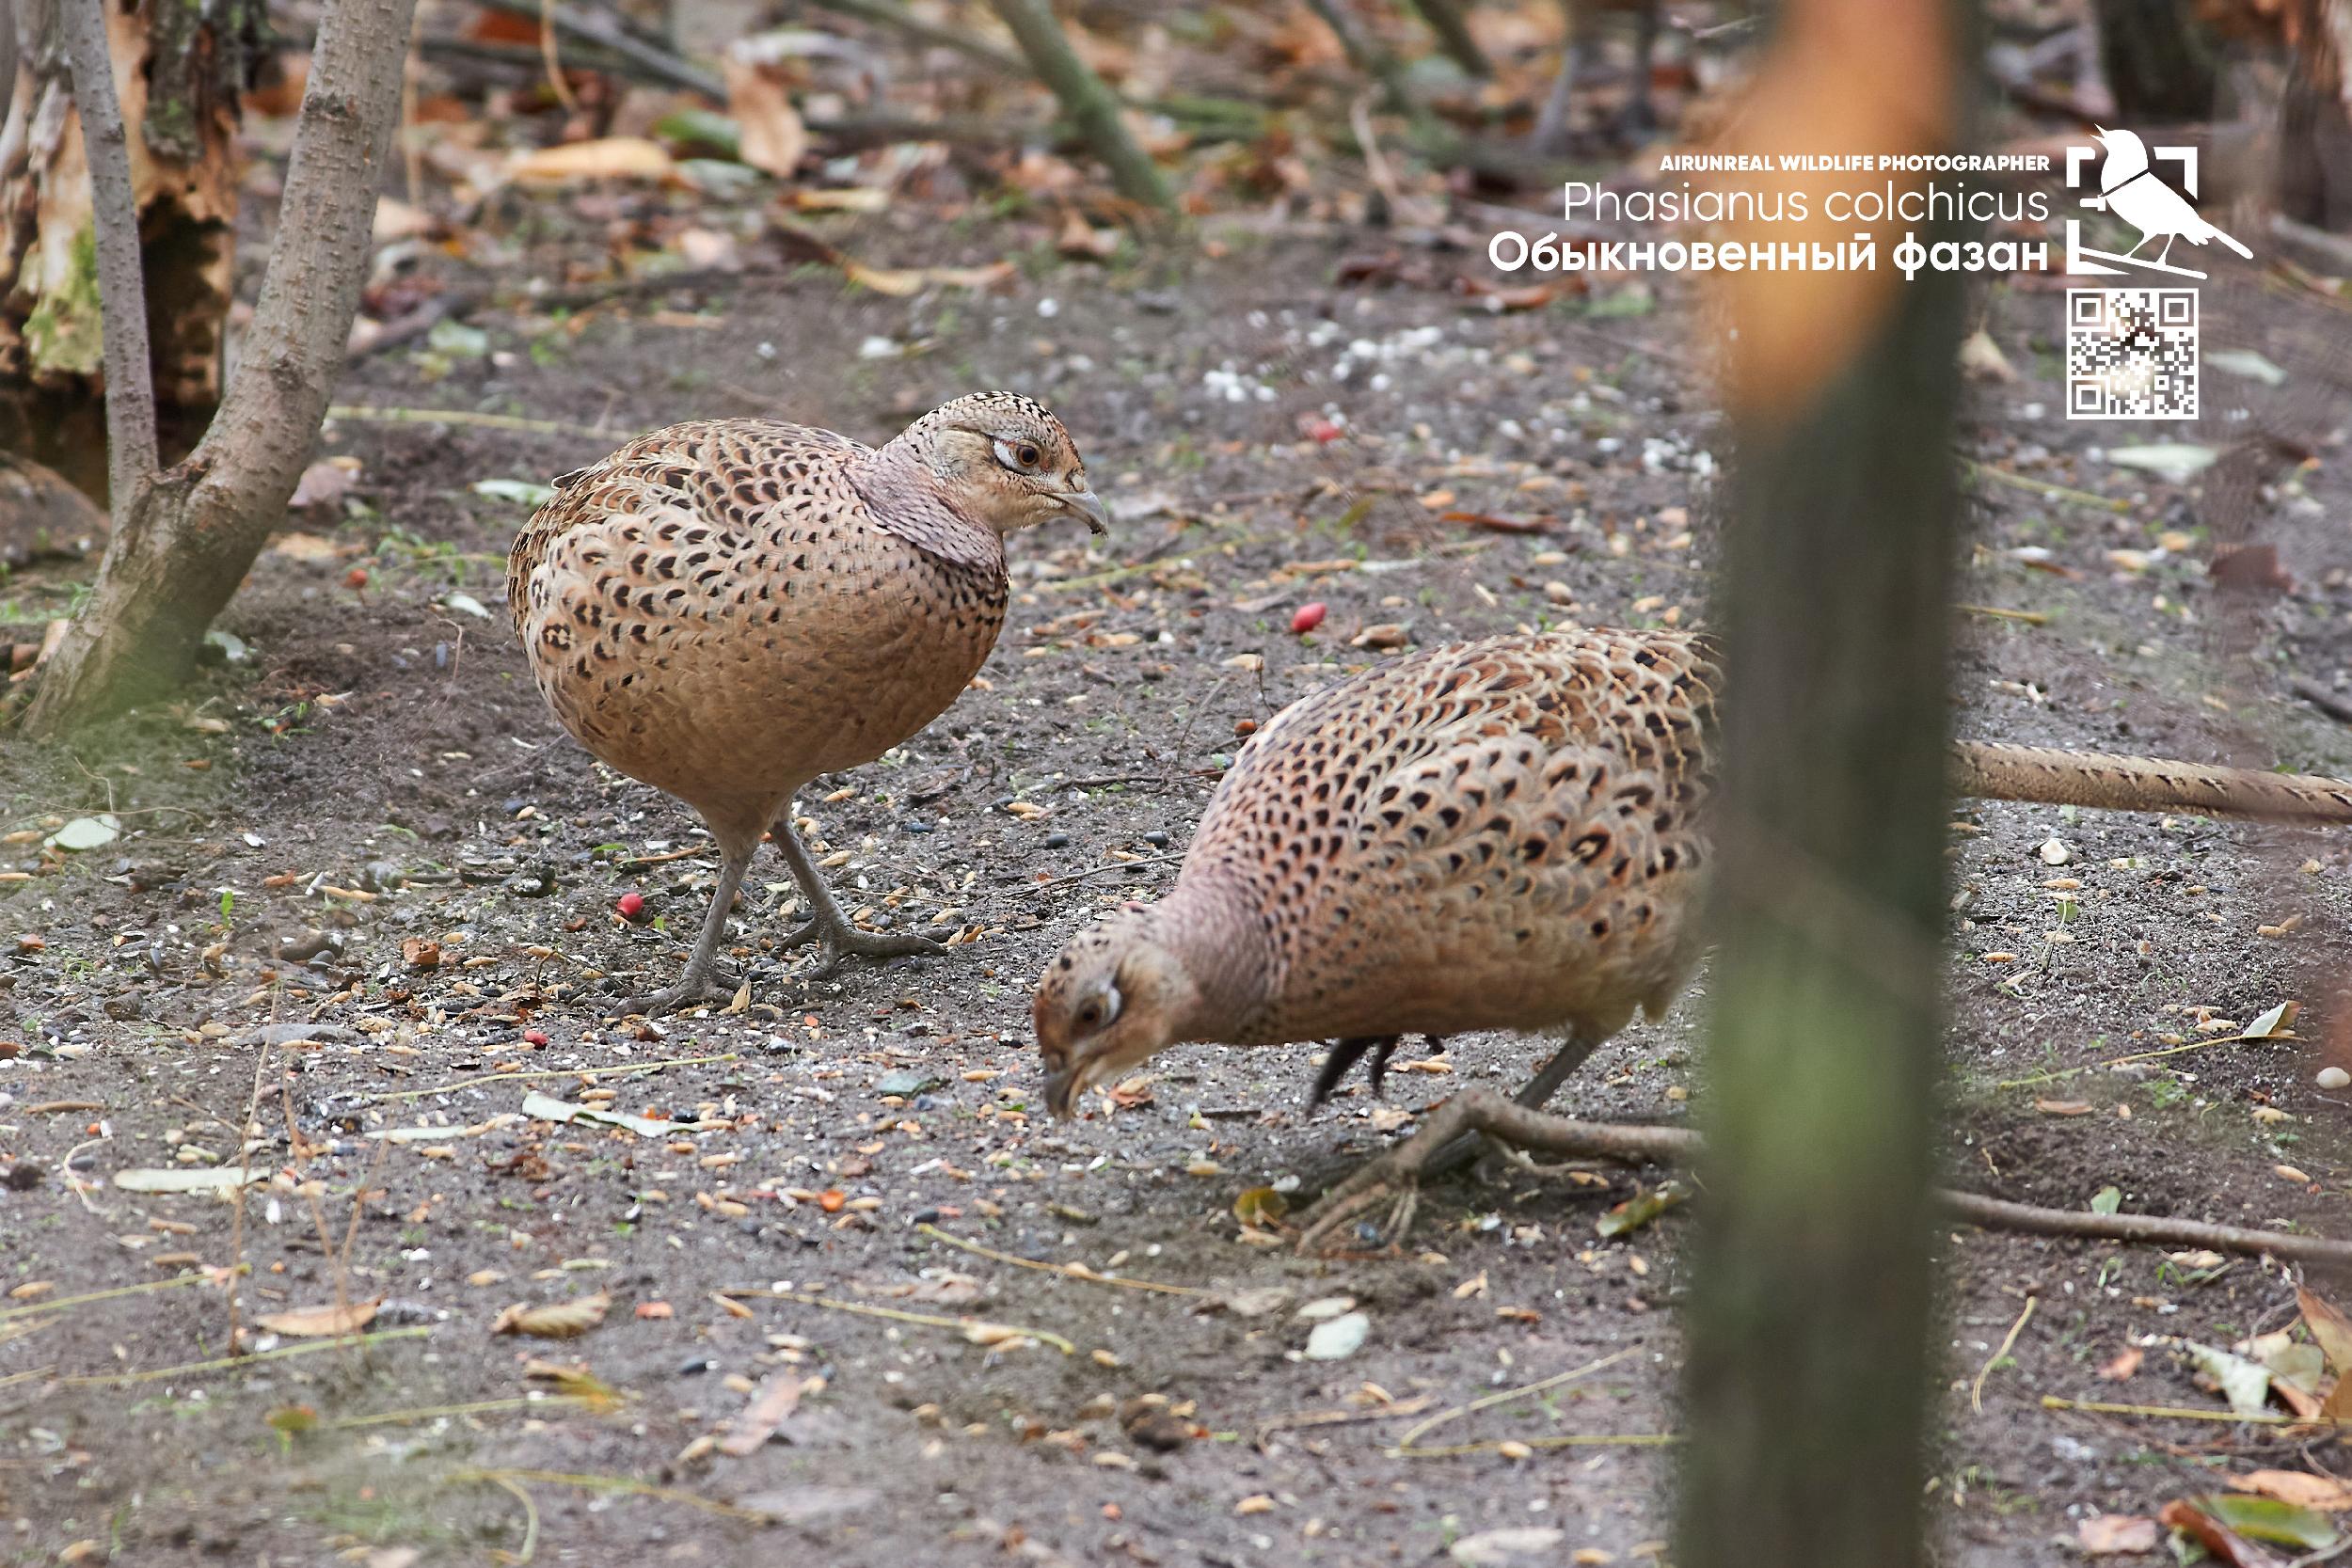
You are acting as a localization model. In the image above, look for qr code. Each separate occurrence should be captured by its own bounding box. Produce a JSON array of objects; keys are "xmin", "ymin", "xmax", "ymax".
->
[{"xmin": 2067, "ymin": 288, "xmax": 2198, "ymax": 420}]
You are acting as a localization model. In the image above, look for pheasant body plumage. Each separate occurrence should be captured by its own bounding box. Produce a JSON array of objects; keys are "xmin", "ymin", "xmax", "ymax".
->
[
  {"xmin": 512, "ymin": 419, "xmax": 1009, "ymax": 844},
  {"xmin": 510, "ymin": 393, "xmax": 1104, "ymax": 1011},
  {"xmin": 1180, "ymin": 629, "xmax": 1716, "ymax": 1047}
]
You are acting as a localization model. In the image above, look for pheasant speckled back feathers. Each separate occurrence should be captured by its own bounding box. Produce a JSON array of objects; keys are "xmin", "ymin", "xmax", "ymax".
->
[
  {"xmin": 510, "ymin": 393, "xmax": 1105, "ymax": 1013},
  {"xmin": 1033, "ymin": 629, "xmax": 1722, "ymax": 1112}
]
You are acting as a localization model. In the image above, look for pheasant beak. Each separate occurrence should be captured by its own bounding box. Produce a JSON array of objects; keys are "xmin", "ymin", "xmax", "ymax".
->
[{"xmin": 1058, "ymin": 488, "xmax": 1110, "ymax": 535}]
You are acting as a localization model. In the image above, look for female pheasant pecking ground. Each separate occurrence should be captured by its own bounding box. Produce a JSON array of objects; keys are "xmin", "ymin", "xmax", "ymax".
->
[
  {"xmin": 1031, "ymin": 627, "xmax": 2352, "ymax": 1240},
  {"xmin": 509, "ymin": 392, "xmax": 1106, "ymax": 1014}
]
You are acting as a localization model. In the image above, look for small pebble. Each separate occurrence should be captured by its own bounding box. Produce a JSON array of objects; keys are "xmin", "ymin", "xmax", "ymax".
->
[
  {"xmin": 1043, "ymin": 832, "xmax": 1072, "ymax": 850},
  {"xmin": 2320, "ymin": 1067, "xmax": 2350, "ymax": 1090}
]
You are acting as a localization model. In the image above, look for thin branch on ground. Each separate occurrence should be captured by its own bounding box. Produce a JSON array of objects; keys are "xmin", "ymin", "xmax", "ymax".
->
[
  {"xmin": 472, "ymin": 0, "xmax": 722, "ymax": 96},
  {"xmin": 917, "ymin": 1223, "xmax": 1210, "ymax": 1295},
  {"xmin": 1971, "ymin": 1294, "xmax": 2037, "ymax": 1414},
  {"xmin": 58, "ymin": 1324, "xmax": 435, "ymax": 1386},
  {"xmin": 347, "ymin": 1052, "xmax": 740, "ymax": 1103},
  {"xmin": 717, "ymin": 1285, "xmax": 1077, "ymax": 1354},
  {"xmin": 1295, "ymin": 1087, "xmax": 2352, "ymax": 1266},
  {"xmin": 1391, "ymin": 1347, "xmax": 1675, "ymax": 1457},
  {"xmin": 806, "ymin": 0, "xmax": 1025, "ymax": 74}
]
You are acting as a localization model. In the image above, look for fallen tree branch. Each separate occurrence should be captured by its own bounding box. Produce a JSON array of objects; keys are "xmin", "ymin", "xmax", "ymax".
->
[
  {"xmin": 988, "ymin": 0, "xmax": 1172, "ymax": 212},
  {"xmin": 806, "ymin": 0, "xmax": 1026, "ymax": 75},
  {"xmin": 1299, "ymin": 1087, "xmax": 2352, "ymax": 1266},
  {"xmin": 472, "ymin": 0, "xmax": 723, "ymax": 96}
]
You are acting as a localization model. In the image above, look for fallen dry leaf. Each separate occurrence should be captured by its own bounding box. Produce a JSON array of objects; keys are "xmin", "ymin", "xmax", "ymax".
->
[
  {"xmin": 723, "ymin": 56, "xmax": 806, "ymax": 179},
  {"xmin": 255, "ymin": 1297, "xmax": 380, "ymax": 1338},
  {"xmin": 288, "ymin": 457, "xmax": 362, "ymax": 512},
  {"xmin": 510, "ymin": 136, "xmax": 674, "ymax": 183},
  {"xmin": 2076, "ymin": 1514, "xmax": 2158, "ymax": 1555},
  {"xmin": 491, "ymin": 1291, "xmax": 612, "ymax": 1338},
  {"xmin": 2098, "ymin": 1346, "xmax": 2144, "ymax": 1381},
  {"xmin": 720, "ymin": 1370, "xmax": 812, "ymax": 1456},
  {"xmin": 2229, "ymin": 1470, "xmax": 2352, "ymax": 1513}
]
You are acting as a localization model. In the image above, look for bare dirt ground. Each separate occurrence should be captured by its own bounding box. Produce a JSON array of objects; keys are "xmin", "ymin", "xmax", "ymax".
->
[{"xmin": 7, "ymin": 194, "xmax": 2352, "ymax": 1567}]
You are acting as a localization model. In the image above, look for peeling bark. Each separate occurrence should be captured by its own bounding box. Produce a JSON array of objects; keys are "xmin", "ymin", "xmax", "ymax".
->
[
  {"xmin": 0, "ymin": 0, "xmax": 256, "ymax": 437},
  {"xmin": 23, "ymin": 0, "xmax": 418, "ymax": 732}
]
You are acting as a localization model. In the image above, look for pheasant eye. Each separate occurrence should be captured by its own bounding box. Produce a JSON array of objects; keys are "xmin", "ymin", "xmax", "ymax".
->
[{"xmin": 1017, "ymin": 444, "xmax": 1041, "ymax": 467}]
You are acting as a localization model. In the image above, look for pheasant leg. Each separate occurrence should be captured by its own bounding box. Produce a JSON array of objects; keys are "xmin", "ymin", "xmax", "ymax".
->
[
  {"xmin": 771, "ymin": 815, "xmax": 946, "ymax": 978},
  {"xmin": 613, "ymin": 844, "xmax": 753, "ymax": 1016}
]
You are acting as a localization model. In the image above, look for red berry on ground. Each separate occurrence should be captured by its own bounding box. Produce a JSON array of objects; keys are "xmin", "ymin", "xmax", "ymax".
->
[
  {"xmin": 616, "ymin": 891, "xmax": 645, "ymax": 919},
  {"xmin": 1291, "ymin": 602, "xmax": 1328, "ymax": 635}
]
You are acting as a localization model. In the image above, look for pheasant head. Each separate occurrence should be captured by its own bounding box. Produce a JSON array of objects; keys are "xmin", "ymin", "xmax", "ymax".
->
[
  {"xmin": 1033, "ymin": 905, "xmax": 1202, "ymax": 1117},
  {"xmin": 889, "ymin": 391, "xmax": 1107, "ymax": 538}
]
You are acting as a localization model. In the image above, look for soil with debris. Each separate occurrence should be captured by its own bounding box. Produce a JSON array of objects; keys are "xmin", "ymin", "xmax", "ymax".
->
[{"xmin": 6, "ymin": 210, "xmax": 2352, "ymax": 1568}]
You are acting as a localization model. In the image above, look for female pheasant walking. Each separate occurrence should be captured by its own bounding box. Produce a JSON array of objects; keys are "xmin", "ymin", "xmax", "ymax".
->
[
  {"xmin": 511, "ymin": 393, "xmax": 1105, "ymax": 1014},
  {"xmin": 1031, "ymin": 628, "xmax": 2352, "ymax": 1237}
]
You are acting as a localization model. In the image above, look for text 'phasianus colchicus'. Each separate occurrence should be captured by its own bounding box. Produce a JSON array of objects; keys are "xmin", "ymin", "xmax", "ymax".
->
[
  {"xmin": 510, "ymin": 393, "xmax": 1105, "ymax": 1014},
  {"xmin": 1033, "ymin": 629, "xmax": 2352, "ymax": 1214}
]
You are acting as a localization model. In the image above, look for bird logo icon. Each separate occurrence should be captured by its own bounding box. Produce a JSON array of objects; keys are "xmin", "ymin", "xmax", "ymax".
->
[{"xmin": 2073, "ymin": 127, "xmax": 2251, "ymax": 279}]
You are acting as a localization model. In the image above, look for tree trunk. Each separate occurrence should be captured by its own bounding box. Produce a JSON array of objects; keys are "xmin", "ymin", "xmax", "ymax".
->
[
  {"xmin": 22, "ymin": 0, "xmax": 417, "ymax": 734},
  {"xmin": 2093, "ymin": 0, "xmax": 2217, "ymax": 119},
  {"xmin": 2275, "ymin": 0, "xmax": 2352, "ymax": 229},
  {"xmin": 1675, "ymin": 1, "xmax": 1969, "ymax": 1565},
  {"xmin": 0, "ymin": 0, "xmax": 259, "ymax": 494},
  {"xmin": 1406, "ymin": 0, "xmax": 1490, "ymax": 78}
]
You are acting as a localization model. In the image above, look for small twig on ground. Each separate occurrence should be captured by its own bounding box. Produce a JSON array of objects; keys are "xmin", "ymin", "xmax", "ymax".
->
[
  {"xmin": 536, "ymin": 0, "xmax": 579, "ymax": 109},
  {"xmin": 348, "ymin": 1052, "xmax": 740, "ymax": 1103},
  {"xmin": 226, "ymin": 1037, "xmax": 275, "ymax": 1354},
  {"xmin": 340, "ymin": 1139, "xmax": 390, "ymax": 1288},
  {"xmin": 1971, "ymin": 1293, "xmax": 2036, "ymax": 1414},
  {"xmin": 917, "ymin": 1223, "xmax": 1209, "ymax": 1295},
  {"xmin": 459, "ymin": 1466, "xmax": 762, "ymax": 1522},
  {"xmin": 718, "ymin": 1285, "xmax": 1077, "ymax": 1354},
  {"xmin": 480, "ymin": 1471, "xmax": 541, "ymax": 1562},
  {"xmin": 322, "ymin": 1394, "xmax": 599, "ymax": 1431},
  {"xmin": 2042, "ymin": 1395, "xmax": 2352, "ymax": 1428},
  {"xmin": 1032, "ymin": 852, "xmax": 1184, "ymax": 891},
  {"xmin": 1252, "ymin": 1392, "xmax": 1437, "ymax": 1444},
  {"xmin": 1392, "ymin": 1348, "xmax": 1674, "ymax": 1457},
  {"xmin": 1958, "ymin": 604, "xmax": 2050, "ymax": 626},
  {"xmin": 0, "ymin": 1271, "xmax": 215, "ymax": 1323},
  {"xmin": 1963, "ymin": 459, "xmax": 2130, "ymax": 514},
  {"xmin": 59, "ymin": 1324, "xmax": 435, "ymax": 1386},
  {"xmin": 1996, "ymin": 1026, "xmax": 2291, "ymax": 1088},
  {"xmin": 618, "ymin": 845, "xmax": 711, "ymax": 870}
]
